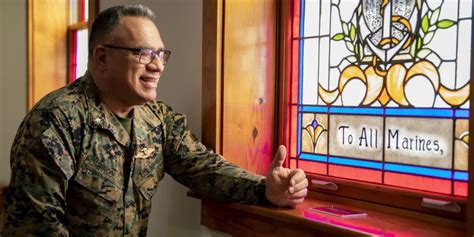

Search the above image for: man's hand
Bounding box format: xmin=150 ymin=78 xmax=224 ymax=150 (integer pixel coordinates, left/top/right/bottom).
xmin=265 ymin=145 xmax=308 ymax=207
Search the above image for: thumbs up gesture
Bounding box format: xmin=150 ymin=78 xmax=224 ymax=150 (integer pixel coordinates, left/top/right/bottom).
xmin=265 ymin=145 xmax=308 ymax=207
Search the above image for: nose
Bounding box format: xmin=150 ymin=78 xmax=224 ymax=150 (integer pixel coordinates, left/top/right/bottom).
xmin=146 ymin=55 xmax=165 ymax=72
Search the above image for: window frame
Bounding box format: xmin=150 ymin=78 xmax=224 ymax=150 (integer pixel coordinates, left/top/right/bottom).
xmin=277 ymin=0 xmax=473 ymax=221
xmin=28 ymin=0 xmax=98 ymax=109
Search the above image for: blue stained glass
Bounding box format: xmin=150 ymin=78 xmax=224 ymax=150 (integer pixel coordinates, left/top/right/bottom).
xmin=292 ymin=0 xmax=471 ymax=195
xmin=328 ymin=157 xmax=383 ymax=169
xmin=300 ymin=153 xmax=327 ymax=162
xmin=453 ymin=171 xmax=469 ymax=181
xmin=301 ymin=105 xmax=328 ymax=113
xmin=329 ymin=107 xmax=384 ymax=115
xmin=311 ymin=119 xmax=318 ymax=128
xmin=455 ymin=109 xmax=469 ymax=118
xmin=385 ymin=108 xmax=454 ymax=118
xmin=384 ymin=163 xmax=452 ymax=179
xmin=297 ymin=110 xmax=302 ymax=154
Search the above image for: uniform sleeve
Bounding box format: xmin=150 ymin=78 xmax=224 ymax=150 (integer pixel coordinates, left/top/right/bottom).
xmin=161 ymin=107 xmax=267 ymax=204
xmin=3 ymin=108 xmax=76 ymax=236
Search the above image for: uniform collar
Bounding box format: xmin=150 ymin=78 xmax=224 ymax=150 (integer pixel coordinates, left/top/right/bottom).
xmin=81 ymin=72 xmax=161 ymax=147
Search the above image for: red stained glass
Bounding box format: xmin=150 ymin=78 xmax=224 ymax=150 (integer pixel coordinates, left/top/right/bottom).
xmin=384 ymin=172 xmax=452 ymax=194
xmin=290 ymin=106 xmax=298 ymax=158
xmin=454 ymin=181 xmax=468 ymax=197
xmin=290 ymin=40 xmax=300 ymax=104
xmin=299 ymin=160 xmax=327 ymax=175
xmin=286 ymin=0 xmax=469 ymax=200
xmin=69 ymin=31 xmax=78 ymax=83
xmin=329 ymin=165 xmax=382 ymax=183
xmin=80 ymin=0 xmax=86 ymax=21
xmin=292 ymin=0 xmax=300 ymax=39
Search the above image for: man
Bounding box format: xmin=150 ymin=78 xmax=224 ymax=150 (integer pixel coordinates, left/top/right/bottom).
xmin=3 ymin=4 xmax=307 ymax=236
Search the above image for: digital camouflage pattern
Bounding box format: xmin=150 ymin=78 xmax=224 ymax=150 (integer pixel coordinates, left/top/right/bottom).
xmin=3 ymin=73 xmax=266 ymax=236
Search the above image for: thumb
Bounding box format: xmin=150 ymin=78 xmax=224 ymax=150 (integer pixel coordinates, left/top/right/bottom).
xmin=271 ymin=145 xmax=287 ymax=169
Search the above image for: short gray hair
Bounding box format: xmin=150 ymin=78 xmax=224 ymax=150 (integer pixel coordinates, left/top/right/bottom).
xmin=88 ymin=4 xmax=156 ymax=56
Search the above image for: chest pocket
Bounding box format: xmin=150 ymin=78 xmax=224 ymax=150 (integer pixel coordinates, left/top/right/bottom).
xmin=73 ymin=161 xmax=122 ymax=203
xmin=133 ymin=147 xmax=165 ymax=200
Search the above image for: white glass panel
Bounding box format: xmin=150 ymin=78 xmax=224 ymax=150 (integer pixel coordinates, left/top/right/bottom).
xmin=405 ymin=75 xmax=436 ymax=107
xmin=320 ymin=0 xmax=331 ymax=35
xmin=330 ymin=41 xmax=351 ymax=69
xmin=329 ymin=68 xmax=340 ymax=91
xmin=304 ymin=0 xmax=320 ymax=37
xmin=319 ymin=36 xmax=330 ymax=89
xmin=456 ymin=19 xmax=472 ymax=87
xmin=438 ymin=61 xmax=456 ymax=89
xmin=328 ymin=96 xmax=342 ymax=106
xmin=427 ymin=25 xmax=457 ymax=60
xmin=330 ymin=4 xmax=342 ymax=39
xmin=426 ymin=0 xmax=442 ymax=10
xmin=338 ymin=0 xmax=359 ymax=22
xmin=76 ymin=29 xmax=89 ymax=79
xmin=386 ymin=100 xmax=399 ymax=107
xmin=329 ymin=4 xmax=352 ymax=68
xmin=84 ymin=0 xmax=89 ymax=21
xmin=460 ymin=100 xmax=470 ymax=108
xmin=425 ymin=52 xmax=441 ymax=67
xmin=69 ymin=0 xmax=78 ymax=24
xmin=302 ymin=38 xmax=320 ymax=105
xmin=434 ymin=95 xmax=451 ymax=108
xmin=437 ymin=0 xmax=458 ymax=21
xmin=341 ymin=79 xmax=366 ymax=106
xmin=459 ymin=0 xmax=473 ymax=18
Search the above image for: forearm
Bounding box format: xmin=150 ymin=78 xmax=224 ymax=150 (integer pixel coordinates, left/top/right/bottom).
xmin=166 ymin=150 xmax=267 ymax=203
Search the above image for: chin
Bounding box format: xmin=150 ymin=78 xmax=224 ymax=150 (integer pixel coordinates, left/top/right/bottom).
xmin=138 ymin=94 xmax=157 ymax=104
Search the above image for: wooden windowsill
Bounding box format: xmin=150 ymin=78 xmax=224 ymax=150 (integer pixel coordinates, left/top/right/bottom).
xmin=198 ymin=192 xmax=465 ymax=236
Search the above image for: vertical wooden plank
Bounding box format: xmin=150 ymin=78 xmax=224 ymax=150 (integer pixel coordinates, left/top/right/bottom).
xmin=277 ymin=0 xmax=291 ymax=167
xmin=202 ymin=0 xmax=223 ymax=154
xmin=27 ymin=0 xmax=34 ymax=109
xmin=222 ymin=0 xmax=276 ymax=175
xmin=28 ymin=0 xmax=68 ymax=109
xmin=88 ymin=0 xmax=99 ymax=31
xmin=467 ymin=1 xmax=474 ymax=233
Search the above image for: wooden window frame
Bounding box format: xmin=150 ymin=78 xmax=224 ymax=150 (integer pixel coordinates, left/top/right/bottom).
xmin=202 ymin=0 xmax=277 ymax=176
xmin=202 ymin=0 xmax=474 ymax=235
xmin=277 ymin=0 xmax=474 ymax=232
xmin=68 ymin=22 xmax=88 ymax=83
xmin=28 ymin=0 xmax=99 ymax=109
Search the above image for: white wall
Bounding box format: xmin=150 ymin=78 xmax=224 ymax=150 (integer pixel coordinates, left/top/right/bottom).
xmin=100 ymin=1 xmax=228 ymax=236
xmin=0 ymin=0 xmax=27 ymax=187
xmin=0 ymin=1 xmax=227 ymax=235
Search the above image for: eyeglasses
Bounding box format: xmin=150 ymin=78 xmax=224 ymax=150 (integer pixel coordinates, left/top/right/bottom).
xmin=103 ymin=44 xmax=171 ymax=65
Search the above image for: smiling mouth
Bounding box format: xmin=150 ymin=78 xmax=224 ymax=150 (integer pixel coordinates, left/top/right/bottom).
xmin=140 ymin=77 xmax=159 ymax=88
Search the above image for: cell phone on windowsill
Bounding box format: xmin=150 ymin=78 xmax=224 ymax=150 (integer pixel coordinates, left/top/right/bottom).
xmin=309 ymin=206 xmax=368 ymax=218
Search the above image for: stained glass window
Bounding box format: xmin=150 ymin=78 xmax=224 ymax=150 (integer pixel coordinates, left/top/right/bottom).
xmin=69 ymin=0 xmax=89 ymax=82
xmin=288 ymin=0 xmax=471 ymax=197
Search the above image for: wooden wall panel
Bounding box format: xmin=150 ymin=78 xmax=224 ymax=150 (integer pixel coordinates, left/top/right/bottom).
xmin=222 ymin=0 xmax=276 ymax=176
xmin=28 ymin=0 xmax=68 ymax=109
xmin=202 ymin=0 xmax=223 ymax=154
xmin=467 ymin=1 xmax=474 ymax=231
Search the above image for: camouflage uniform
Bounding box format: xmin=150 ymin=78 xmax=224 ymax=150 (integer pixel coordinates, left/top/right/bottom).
xmin=3 ymin=73 xmax=267 ymax=236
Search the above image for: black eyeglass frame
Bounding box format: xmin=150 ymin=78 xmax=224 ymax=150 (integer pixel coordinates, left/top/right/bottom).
xmin=103 ymin=44 xmax=171 ymax=65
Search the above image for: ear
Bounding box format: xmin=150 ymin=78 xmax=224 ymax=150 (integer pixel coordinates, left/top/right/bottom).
xmin=92 ymin=45 xmax=107 ymax=69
